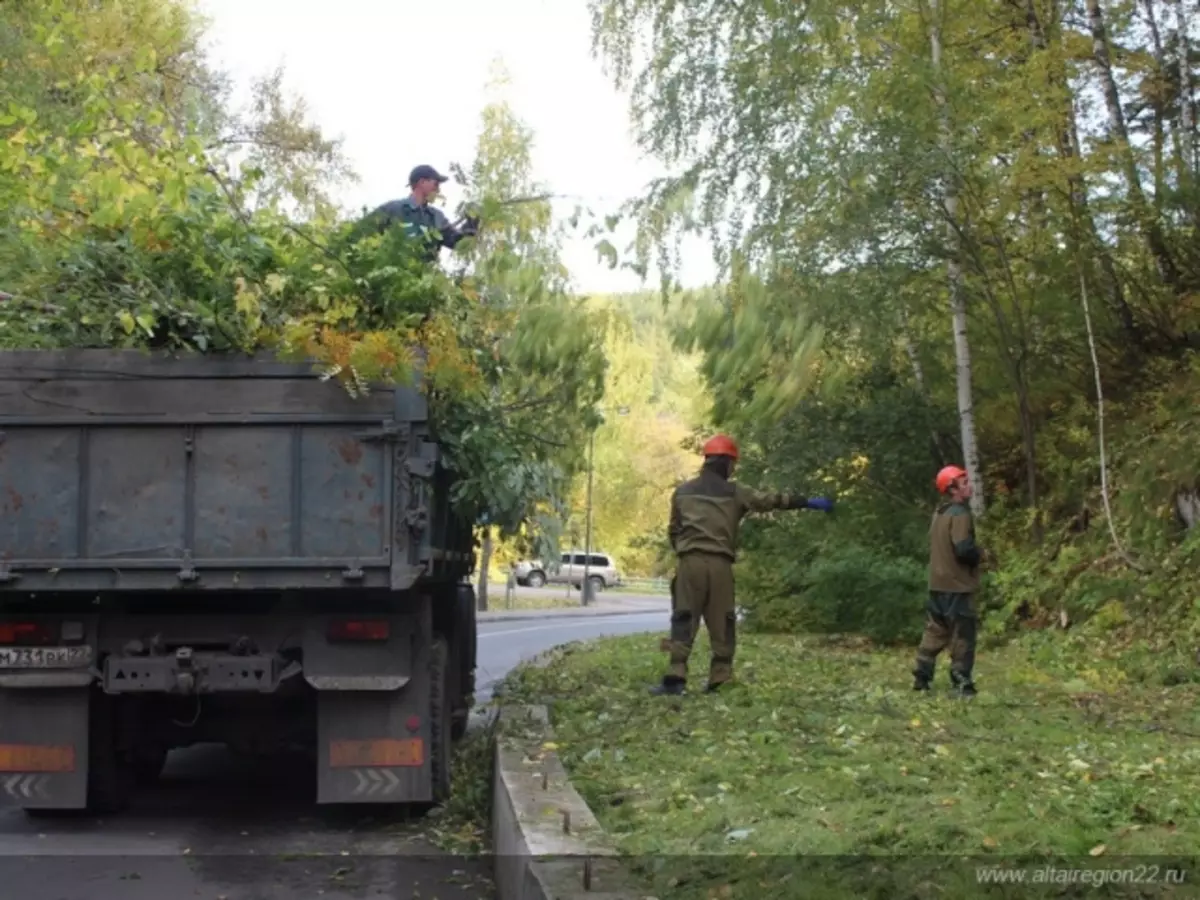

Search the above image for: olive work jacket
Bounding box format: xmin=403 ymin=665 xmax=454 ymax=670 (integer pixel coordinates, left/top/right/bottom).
xmin=668 ymin=467 xmax=807 ymax=562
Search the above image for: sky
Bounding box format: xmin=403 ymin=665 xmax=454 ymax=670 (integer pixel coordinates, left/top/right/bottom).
xmin=195 ymin=0 xmax=716 ymax=295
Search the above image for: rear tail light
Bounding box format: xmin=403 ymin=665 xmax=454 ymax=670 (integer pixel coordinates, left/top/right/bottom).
xmin=0 ymin=622 xmax=57 ymax=646
xmin=327 ymin=620 xmax=390 ymax=642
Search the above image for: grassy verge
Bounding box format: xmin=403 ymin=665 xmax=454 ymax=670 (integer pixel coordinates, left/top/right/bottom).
xmin=502 ymin=631 xmax=1200 ymax=898
xmin=483 ymin=585 xmax=668 ymax=609
xmin=608 ymin=583 xmax=670 ymax=597
xmin=483 ymin=586 xmax=583 ymax=610
xmin=425 ymin=715 xmax=497 ymax=855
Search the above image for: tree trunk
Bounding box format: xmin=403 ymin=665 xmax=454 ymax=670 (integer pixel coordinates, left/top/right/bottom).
xmin=1141 ymin=0 xmax=1168 ymax=213
xmin=1019 ymin=389 xmax=1041 ymax=534
xmin=476 ymin=528 xmax=493 ymax=612
xmin=1085 ymin=0 xmax=1184 ymax=292
xmin=1170 ymin=0 xmax=1197 ymax=228
xmin=1177 ymin=489 xmax=1199 ymax=529
xmin=900 ymin=309 xmax=952 ymax=465
xmin=929 ymin=0 xmax=984 ymax=516
xmin=1077 ymin=269 xmax=1144 ymax=571
xmin=1025 ymin=0 xmax=1139 ymax=343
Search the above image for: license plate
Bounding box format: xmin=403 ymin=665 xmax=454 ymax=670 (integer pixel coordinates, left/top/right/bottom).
xmin=0 ymin=646 xmax=92 ymax=669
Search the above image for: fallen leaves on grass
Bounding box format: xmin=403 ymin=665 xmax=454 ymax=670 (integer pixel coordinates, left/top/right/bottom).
xmin=500 ymin=630 xmax=1200 ymax=898
xmin=426 ymin=717 xmax=496 ymax=854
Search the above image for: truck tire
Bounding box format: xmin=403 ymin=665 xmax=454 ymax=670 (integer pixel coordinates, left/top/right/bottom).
xmin=132 ymin=746 xmax=169 ymax=786
xmin=428 ymin=636 xmax=452 ymax=804
xmin=452 ymin=583 xmax=476 ymax=741
xmin=87 ymin=689 xmax=135 ymax=814
xmin=457 ymin=582 xmax=477 ymax=680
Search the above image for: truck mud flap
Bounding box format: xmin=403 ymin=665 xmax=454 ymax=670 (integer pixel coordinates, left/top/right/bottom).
xmin=0 ymin=687 xmax=90 ymax=809
xmin=308 ymin=619 xmax=434 ymax=805
xmin=316 ymin=690 xmax=432 ymax=804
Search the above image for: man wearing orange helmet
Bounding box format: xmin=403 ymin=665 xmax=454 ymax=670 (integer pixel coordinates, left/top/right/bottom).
xmin=651 ymin=434 xmax=834 ymax=695
xmin=913 ymin=465 xmax=985 ymax=696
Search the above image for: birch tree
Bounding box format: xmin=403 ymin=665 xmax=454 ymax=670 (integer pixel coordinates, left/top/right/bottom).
xmin=927 ymin=0 xmax=984 ymax=515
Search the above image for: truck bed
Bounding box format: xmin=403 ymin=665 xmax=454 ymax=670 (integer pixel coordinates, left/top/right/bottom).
xmin=0 ymin=350 xmax=462 ymax=593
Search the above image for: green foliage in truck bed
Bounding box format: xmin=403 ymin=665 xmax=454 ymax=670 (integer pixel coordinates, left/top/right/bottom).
xmin=0 ymin=0 xmax=609 ymax=545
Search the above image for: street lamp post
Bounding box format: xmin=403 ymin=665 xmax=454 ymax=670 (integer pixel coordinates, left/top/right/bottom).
xmin=581 ymin=429 xmax=596 ymax=606
xmin=581 ymin=405 xmax=629 ymax=606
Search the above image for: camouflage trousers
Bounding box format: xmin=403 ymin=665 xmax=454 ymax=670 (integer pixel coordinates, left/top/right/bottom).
xmin=913 ymin=591 xmax=977 ymax=687
xmin=664 ymin=552 xmax=737 ymax=686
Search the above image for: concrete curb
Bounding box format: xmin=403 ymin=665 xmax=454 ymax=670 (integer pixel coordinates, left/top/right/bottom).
xmin=491 ymin=645 xmax=649 ymax=900
xmin=491 ymin=706 xmax=649 ymax=900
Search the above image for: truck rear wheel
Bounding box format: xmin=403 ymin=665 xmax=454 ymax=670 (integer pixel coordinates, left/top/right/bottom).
xmin=450 ymin=640 xmax=470 ymax=742
xmin=452 ymin=583 xmax=476 ymax=741
xmin=429 ymin=636 xmax=452 ymax=804
xmin=132 ymin=746 xmax=169 ymax=786
xmin=86 ymin=689 xmax=135 ymax=814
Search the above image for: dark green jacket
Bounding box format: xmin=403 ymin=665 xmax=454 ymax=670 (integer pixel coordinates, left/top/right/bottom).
xmin=668 ymin=466 xmax=807 ymax=561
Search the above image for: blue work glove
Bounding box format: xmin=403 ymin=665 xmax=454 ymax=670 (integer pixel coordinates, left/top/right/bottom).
xmin=806 ymin=497 xmax=835 ymax=513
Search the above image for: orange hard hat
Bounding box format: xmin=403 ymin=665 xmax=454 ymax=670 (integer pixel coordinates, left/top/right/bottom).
xmin=702 ymin=434 xmax=739 ymax=459
xmin=935 ymin=465 xmax=968 ymax=494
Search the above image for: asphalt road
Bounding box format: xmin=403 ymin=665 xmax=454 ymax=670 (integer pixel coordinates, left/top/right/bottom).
xmin=473 ymin=610 xmax=668 ymax=703
xmin=0 ymin=607 xmax=665 ymax=900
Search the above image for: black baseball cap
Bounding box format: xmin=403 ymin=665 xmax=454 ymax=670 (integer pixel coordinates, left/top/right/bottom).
xmin=408 ymin=164 xmax=448 ymax=187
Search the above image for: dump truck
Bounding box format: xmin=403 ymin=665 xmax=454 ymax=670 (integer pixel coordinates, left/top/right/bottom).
xmin=0 ymin=349 xmax=478 ymax=814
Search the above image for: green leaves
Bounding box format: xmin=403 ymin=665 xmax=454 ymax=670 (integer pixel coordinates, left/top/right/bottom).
xmin=595 ymin=238 xmax=619 ymax=269
xmin=0 ymin=2 xmax=609 ymax=546
xmin=586 ymin=0 xmax=1200 ymax=642
xmin=674 ymin=270 xmax=828 ymax=427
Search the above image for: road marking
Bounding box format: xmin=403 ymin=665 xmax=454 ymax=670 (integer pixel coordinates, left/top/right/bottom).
xmin=478 ymin=614 xmax=662 ymax=640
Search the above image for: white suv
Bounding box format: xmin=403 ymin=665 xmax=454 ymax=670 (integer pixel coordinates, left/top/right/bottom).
xmin=514 ymin=551 xmax=623 ymax=593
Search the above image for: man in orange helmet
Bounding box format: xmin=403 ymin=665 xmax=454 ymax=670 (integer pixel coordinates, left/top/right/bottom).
xmin=651 ymin=434 xmax=834 ymax=695
xmin=913 ymin=465 xmax=985 ymax=696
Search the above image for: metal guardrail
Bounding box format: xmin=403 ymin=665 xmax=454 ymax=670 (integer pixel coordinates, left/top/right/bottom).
xmin=612 ymin=577 xmax=670 ymax=594
xmin=485 ymin=575 xmax=670 ymax=595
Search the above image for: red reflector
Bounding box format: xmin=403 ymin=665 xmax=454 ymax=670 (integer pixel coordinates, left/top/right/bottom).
xmin=327 ymin=620 xmax=389 ymax=641
xmin=0 ymin=622 xmax=56 ymax=646
xmin=405 ymin=715 xmax=421 ymax=732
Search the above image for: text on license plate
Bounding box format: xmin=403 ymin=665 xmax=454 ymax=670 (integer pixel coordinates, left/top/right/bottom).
xmin=0 ymin=646 xmax=93 ymax=669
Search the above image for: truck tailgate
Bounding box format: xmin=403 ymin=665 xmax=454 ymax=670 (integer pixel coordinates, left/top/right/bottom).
xmin=0 ymin=350 xmax=434 ymax=591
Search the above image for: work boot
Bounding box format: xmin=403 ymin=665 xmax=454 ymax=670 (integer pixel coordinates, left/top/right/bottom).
xmin=950 ymin=671 xmax=976 ymax=697
xmin=650 ymin=676 xmax=685 ymax=696
xmin=912 ymin=665 xmax=933 ymax=692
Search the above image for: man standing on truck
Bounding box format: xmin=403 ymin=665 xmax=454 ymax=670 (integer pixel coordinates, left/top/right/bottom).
xmin=913 ymin=465 xmax=986 ymax=697
xmin=363 ymin=164 xmax=479 ymax=261
xmin=650 ymin=434 xmax=834 ymax=696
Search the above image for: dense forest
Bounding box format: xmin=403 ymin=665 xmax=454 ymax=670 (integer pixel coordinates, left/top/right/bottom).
xmin=579 ymin=0 xmax=1199 ymax=670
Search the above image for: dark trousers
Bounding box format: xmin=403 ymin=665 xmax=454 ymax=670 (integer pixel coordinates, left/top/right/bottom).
xmin=914 ymin=591 xmax=977 ymax=686
xmin=665 ymin=553 xmax=737 ymax=685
